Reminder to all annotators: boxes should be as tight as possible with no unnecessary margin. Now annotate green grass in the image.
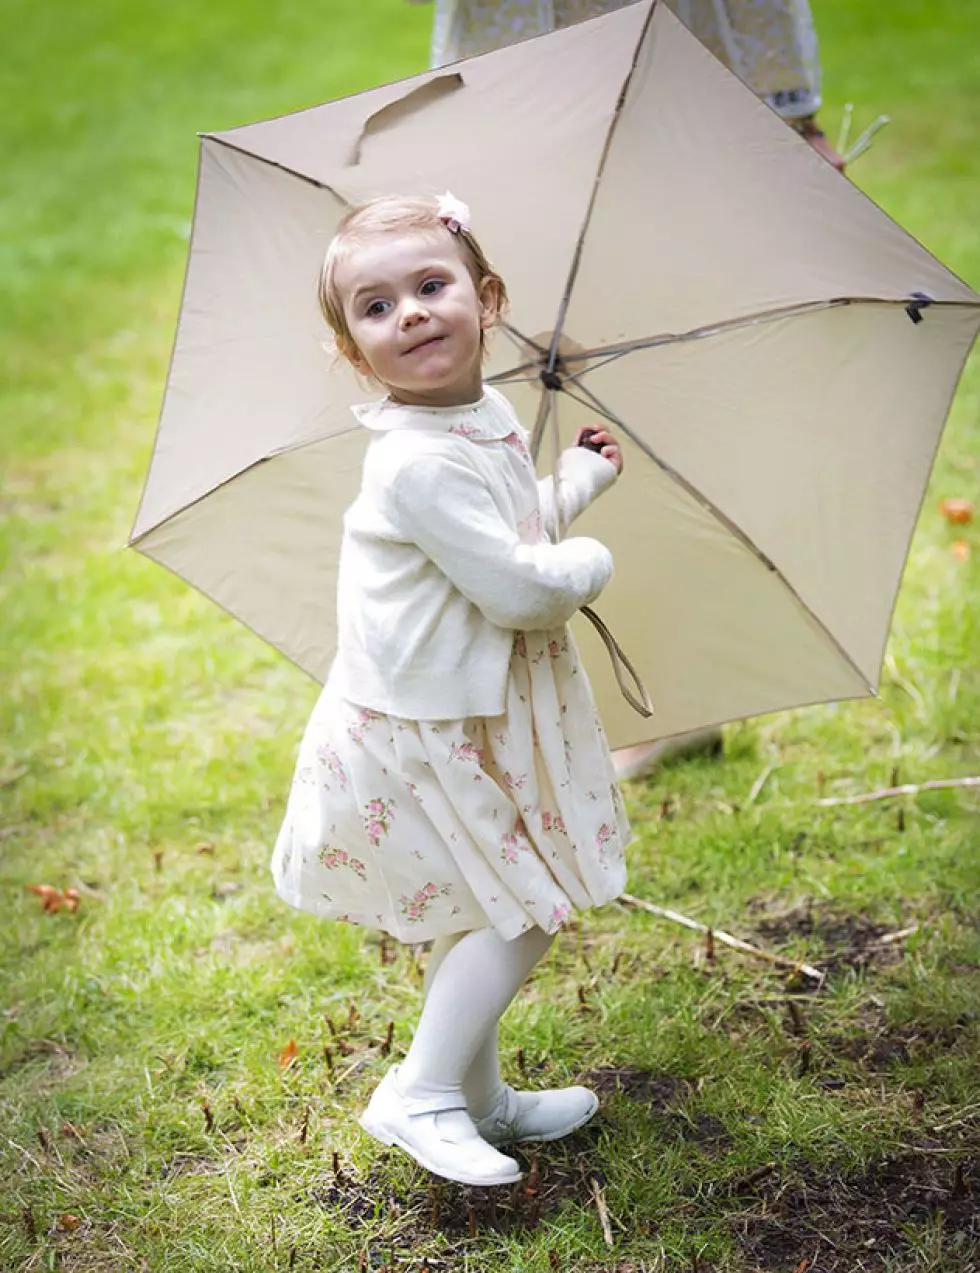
[2,1,979,1269]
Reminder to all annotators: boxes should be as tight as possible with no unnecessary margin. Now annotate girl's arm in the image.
[388,450,613,631]
[537,444,619,541]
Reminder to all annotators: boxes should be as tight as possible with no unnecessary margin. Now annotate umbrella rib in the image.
[553,295,980,376]
[128,423,365,545]
[202,134,352,202]
[500,322,550,356]
[562,378,875,692]
[545,0,659,375]
[529,383,554,462]
[487,373,547,386]
[485,363,540,384]
[559,384,621,430]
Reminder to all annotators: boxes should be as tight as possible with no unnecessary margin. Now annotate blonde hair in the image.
[317,194,508,363]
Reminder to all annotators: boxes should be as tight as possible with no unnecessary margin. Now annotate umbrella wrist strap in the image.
[579,605,654,719]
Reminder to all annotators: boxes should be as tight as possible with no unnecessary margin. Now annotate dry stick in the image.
[745,761,778,807]
[621,894,824,984]
[816,776,979,806]
[589,1176,614,1248]
[869,924,920,947]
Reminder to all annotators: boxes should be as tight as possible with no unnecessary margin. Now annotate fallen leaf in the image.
[951,540,971,562]
[279,1038,299,1070]
[940,497,974,525]
[57,1213,82,1232]
[27,884,79,914]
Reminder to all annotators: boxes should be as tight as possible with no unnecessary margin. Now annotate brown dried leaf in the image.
[27,884,79,914]
[279,1038,299,1070]
[57,1213,82,1232]
[939,497,974,525]
[951,539,971,562]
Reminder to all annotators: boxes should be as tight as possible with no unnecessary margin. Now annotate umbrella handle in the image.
[579,606,654,719]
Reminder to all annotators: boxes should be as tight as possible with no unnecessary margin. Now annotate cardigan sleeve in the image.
[537,446,619,541]
[388,450,613,631]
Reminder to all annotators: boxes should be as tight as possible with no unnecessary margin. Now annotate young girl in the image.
[272,192,630,1187]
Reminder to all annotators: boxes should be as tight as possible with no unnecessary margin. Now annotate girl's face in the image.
[336,230,498,407]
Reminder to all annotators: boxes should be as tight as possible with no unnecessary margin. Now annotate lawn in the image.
[1,1,978,1270]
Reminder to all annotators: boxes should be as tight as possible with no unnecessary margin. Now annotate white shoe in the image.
[359,1067,523,1187]
[474,1084,599,1146]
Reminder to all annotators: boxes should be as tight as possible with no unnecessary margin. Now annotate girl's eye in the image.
[420,278,445,297]
[365,300,389,317]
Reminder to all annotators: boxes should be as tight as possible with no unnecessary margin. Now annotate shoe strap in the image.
[401,1090,468,1117]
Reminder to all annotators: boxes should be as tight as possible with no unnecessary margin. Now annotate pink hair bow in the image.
[437,191,472,235]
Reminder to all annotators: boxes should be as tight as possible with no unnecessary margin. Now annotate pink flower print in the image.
[595,822,617,867]
[514,634,527,659]
[499,830,524,865]
[542,811,567,835]
[347,707,382,745]
[502,770,527,792]
[502,431,531,462]
[549,901,572,930]
[319,846,368,880]
[362,797,395,847]
[315,744,348,790]
[449,740,485,767]
[548,635,568,659]
[517,509,543,544]
[449,421,481,439]
[399,881,450,923]
[405,780,422,802]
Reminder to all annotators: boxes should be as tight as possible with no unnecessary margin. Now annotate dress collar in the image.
[351,386,516,441]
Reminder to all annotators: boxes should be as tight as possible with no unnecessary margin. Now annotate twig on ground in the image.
[620,894,824,984]
[872,924,920,947]
[816,776,979,806]
[589,1174,614,1247]
[745,761,778,807]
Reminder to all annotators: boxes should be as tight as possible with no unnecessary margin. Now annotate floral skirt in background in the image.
[271,630,630,943]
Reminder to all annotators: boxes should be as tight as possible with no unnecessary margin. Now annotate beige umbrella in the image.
[131,0,979,750]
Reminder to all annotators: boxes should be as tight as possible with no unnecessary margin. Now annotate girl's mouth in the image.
[403,335,445,356]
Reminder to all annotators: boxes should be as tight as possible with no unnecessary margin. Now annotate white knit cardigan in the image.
[335,386,618,720]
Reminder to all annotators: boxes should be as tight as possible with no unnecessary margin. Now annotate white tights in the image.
[396,926,554,1119]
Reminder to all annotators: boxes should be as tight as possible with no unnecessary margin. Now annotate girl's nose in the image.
[399,301,429,329]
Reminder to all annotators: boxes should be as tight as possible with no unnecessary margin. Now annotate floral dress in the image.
[271,414,630,943]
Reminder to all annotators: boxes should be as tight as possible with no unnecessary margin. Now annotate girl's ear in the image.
[478,276,503,331]
[340,337,371,378]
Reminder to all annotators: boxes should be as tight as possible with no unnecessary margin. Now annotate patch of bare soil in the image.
[732,1148,979,1271]
[589,1066,732,1153]
[751,902,907,974]
[308,1135,599,1243]
[818,1016,972,1076]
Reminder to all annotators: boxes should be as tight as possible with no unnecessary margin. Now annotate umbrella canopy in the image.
[131,0,980,749]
